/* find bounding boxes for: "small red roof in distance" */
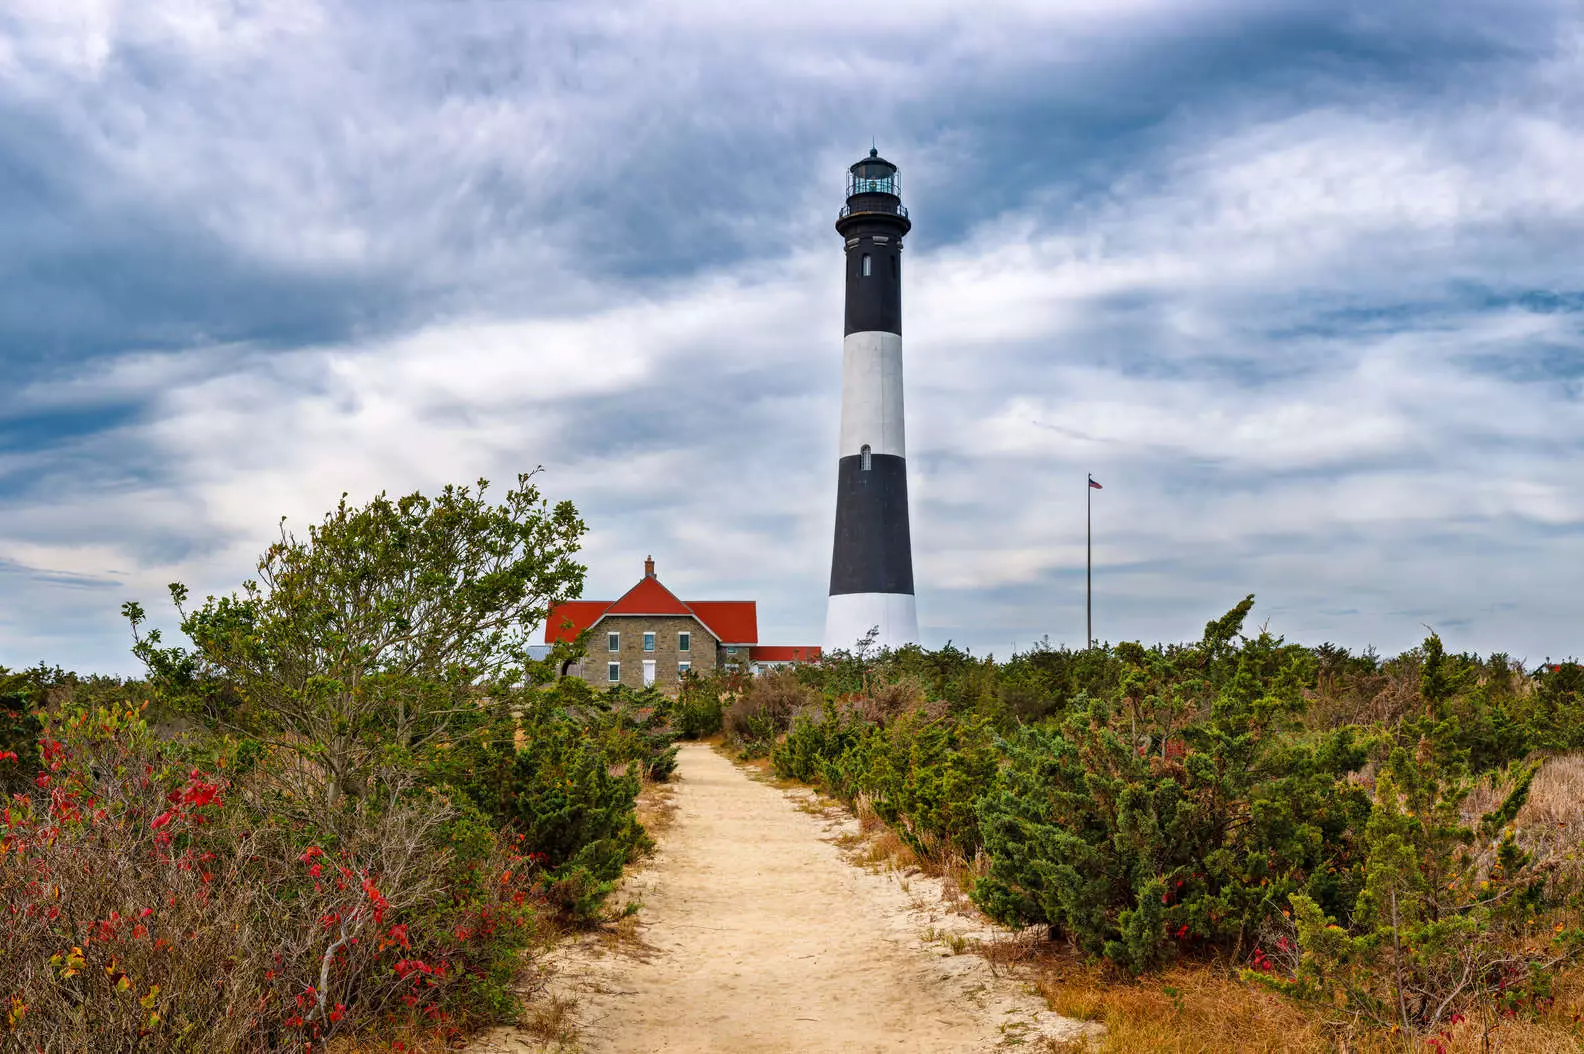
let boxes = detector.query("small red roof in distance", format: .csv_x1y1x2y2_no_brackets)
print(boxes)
749,645,821,663
689,601,758,645
544,600,611,644
541,573,763,647
605,575,694,616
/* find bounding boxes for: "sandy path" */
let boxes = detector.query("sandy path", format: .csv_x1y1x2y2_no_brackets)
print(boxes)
475,743,1091,1053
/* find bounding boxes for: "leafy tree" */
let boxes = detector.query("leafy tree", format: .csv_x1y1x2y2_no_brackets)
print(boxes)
125,473,586,812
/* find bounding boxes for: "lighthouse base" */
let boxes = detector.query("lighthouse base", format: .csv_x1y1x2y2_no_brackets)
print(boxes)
824,592,919,654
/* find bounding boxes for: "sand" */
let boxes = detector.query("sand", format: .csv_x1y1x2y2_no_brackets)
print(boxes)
473,742,1093,1053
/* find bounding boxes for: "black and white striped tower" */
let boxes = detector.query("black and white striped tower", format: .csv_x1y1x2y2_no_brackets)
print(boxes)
825,147,919,652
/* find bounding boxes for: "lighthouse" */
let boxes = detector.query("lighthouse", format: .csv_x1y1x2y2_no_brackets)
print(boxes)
824,147,919,653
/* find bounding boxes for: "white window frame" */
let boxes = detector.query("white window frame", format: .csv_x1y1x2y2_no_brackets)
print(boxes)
678,661,691,675
607,631,620,652
607,661,620,683
642,631,656,652
861,253,872,277
678,631,690,653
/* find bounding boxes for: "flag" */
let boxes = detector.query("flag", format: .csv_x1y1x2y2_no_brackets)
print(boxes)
1089,477,1103,490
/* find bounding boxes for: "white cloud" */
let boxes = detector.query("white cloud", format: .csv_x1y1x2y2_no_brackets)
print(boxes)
1,0,1582,670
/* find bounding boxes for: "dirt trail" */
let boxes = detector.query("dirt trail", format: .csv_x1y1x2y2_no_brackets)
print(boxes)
475,742,1092,1053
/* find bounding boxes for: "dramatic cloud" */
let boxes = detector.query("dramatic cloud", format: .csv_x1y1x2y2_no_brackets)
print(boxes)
1,0,1580,671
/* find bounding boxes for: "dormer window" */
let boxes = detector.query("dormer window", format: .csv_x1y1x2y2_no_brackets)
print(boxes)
861,444,872,471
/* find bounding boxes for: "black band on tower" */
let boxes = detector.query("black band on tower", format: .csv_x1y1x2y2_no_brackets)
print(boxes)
843,236,902,336
829,453,915,595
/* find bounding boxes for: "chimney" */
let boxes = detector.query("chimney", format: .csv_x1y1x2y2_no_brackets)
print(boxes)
644,555,655,579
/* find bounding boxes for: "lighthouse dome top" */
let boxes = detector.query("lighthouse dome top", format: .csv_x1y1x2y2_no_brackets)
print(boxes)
847,147,900,198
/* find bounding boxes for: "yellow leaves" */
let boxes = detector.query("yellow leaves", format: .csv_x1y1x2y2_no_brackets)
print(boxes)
7,995,25,1027
49,946,86,979
139,984,160,1010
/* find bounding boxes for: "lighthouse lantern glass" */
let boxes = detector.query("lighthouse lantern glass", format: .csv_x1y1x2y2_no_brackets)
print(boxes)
849,159,898,197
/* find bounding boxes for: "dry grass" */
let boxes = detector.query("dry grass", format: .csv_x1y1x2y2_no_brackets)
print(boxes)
1028,954,1584,1054
517,992,579,1046
1516,753,1584,860
634,777,679,841
1036,961,1329,1053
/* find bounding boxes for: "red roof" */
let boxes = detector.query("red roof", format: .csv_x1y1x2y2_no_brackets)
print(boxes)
542,570,762,646
544,601,611,644
688,601,758,645
749,645,821,663
605,575,694,617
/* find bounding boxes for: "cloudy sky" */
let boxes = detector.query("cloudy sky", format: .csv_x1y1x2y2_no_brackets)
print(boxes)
2,0,1581,673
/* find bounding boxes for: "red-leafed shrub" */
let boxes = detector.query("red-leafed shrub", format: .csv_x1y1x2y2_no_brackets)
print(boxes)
0,699,538,1052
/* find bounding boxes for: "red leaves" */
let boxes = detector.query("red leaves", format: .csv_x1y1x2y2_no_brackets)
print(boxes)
380,924,410,952
298,846,324,865
181,780,221,809
0,751,18,763
149,810,176,831
361,878,388,925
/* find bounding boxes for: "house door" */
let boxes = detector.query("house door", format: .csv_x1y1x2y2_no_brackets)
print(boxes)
642,660,656,687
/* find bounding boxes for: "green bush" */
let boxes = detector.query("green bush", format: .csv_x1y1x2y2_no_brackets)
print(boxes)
507,714,649,920
1255,744,1579,1035
972,634,1373,972
666,670,725,739
590,684,680,781
0,665,46,794
428,690,651,923
774,704,997,862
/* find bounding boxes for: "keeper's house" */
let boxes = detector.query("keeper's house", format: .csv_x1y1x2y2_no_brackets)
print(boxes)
544,557,820,690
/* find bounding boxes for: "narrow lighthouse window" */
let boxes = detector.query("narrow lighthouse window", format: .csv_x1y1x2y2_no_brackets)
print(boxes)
861,253,872,277
861,444,872,471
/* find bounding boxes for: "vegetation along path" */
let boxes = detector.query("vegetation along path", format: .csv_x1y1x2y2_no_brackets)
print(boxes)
477,742,1092,1053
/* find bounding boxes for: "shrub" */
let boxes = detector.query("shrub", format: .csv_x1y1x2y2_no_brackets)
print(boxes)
427,690,652,923
725,669,818,755
504,713,649,920
775,705,996,863
972,651,1372,973
666,671,725,739
589,685,680,781
0,665,45,795
0,699,536,1052
1256,744,1582,1038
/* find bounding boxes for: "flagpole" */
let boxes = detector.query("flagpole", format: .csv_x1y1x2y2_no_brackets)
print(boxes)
1086,474,1092,650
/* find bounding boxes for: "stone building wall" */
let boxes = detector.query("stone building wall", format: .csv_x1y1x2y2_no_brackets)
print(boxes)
572,614,718,691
